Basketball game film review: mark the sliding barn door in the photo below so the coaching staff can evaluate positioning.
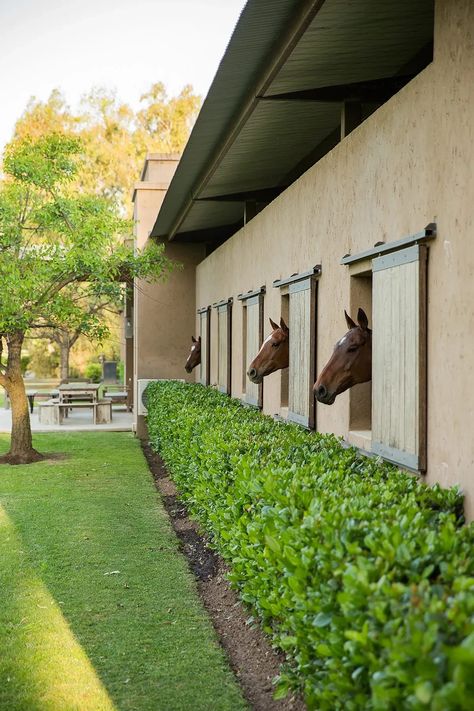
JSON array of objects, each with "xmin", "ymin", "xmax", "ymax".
[
  {"xmin": 217, "ymin": 300, "xmax": 232, "ymax": 394},
  {"xmin": 371, "ymin": 245, "xmax": 427, "ymax": 471},
  {"xmin": 288, "ymin": 278, "xmax": 317, "ymax": 428}
]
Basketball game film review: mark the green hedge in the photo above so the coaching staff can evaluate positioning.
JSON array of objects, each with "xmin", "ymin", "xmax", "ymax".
[{"xmin": 147, "ymin": 381, "xmax": 474, "ymax": 710}]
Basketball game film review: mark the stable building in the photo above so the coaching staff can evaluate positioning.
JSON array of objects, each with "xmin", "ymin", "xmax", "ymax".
[{"xmin": 131, "ymin": 0, "xmax": 474, "ymax": 518}]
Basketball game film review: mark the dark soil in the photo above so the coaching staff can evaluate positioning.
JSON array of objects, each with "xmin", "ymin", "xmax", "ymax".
[
  {"xmin": 0, "ymin": 449, "xmax": 45, "ymax": 465},
  {"xmin": 0, "ymin": 451, "xmax": 69, "ymax": 465},
  {"xmin": 142, "ymin": 443, "xmax": 305, "ymax": 711}
]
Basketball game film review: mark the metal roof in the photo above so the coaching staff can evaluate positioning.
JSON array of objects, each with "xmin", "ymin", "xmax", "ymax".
[{"xmin": 152, "ymin": 0, "xmax": 434, "ymax": 244}]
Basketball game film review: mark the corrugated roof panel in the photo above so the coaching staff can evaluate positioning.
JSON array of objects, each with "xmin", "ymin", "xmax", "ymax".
[
  {"xmin": 201, "ymin": 100, "xmax": 340, "ymax": 197},
  {"xmin": 269, "ymin": 0, "xmax": 434, "ymax": 94},
  {"xmin": 179, "ymin": 201, "xmax": 243, "ymax": 234}
]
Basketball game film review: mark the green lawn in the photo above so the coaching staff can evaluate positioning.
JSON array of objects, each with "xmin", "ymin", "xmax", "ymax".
[{"xmin": 0, "ymin": 432, "xmax": 247, "ymax": 711}]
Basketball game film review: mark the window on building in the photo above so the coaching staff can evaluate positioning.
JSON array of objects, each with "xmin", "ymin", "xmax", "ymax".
[
  {"xmin": 341, "ymin": 224, "xmax": 435, "ymax": 472},
  {"xmin": 274, "ymin": 268, "xmax": 320, "ymax": 429},
  {"xmin": 238, "ymin": 287, "xmax": 265, "ymax": 408},
  {"xmin": 214, "ymin": 298, "xmax": 232, "ymax": 395},
  {"xmin": 197, "ymin": 306, "xmax": 211, "ymax": 386}
]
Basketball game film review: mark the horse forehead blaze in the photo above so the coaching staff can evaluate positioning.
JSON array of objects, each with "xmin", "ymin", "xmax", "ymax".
[
  {"xmin": 247, "ymin": 318, "xmax": 289, "ymax": 383},
  {"xmin": 335, "ymin": 329, "xmax": 366, "ymax": 350},
  {"xmin": 185, "ymin": 337, "xmax": 201, "ymax": 372}
]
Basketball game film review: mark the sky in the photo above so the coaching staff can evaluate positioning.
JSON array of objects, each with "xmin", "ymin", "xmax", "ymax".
[{"xmin": 0, "ymin": 0, "xmax": 246, "ymax": 152}]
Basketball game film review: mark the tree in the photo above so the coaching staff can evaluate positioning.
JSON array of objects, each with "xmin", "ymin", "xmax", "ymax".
[
  {"xmin": 26, "ymin": 287, "xmax": 123, "ymax": 381},
  {"xmin": 0, "ymin": 133, "xmax": 172, "ymax": 463},
  {"xmin": 136, "ymin": 82, "xmax": 201, "ymax": 153},
  {"xmin": 12, "ymin": 84, "xmax": 201, "ymax": 215}
]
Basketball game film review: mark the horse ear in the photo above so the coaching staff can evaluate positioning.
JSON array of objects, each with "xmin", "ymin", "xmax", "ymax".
[
  {"xmin": 269, "ymin": 317, "xmax": 279, "ymax": 331},
  {"xmin": 345, "ymin": 310, "xmax": 357, "ymax": 330},
  {"xmin": 280, "ymin": 317, "xmax": 289, "ymax": 335},
  {"xmin": 198, "ymin": 336, "xmax": 201, "ymax": 342},
  {"xmin": 192, "ymin": 336, "xmax": 197, "ymax": 343},
  {"xmin": 357, "ymin": 308, "xmax": 369, "ymax": 331}
]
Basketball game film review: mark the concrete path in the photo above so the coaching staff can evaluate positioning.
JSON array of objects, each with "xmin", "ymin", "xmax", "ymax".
[{"xmin": 0, "ymin": 405, "xmax": 133, "ymax": 433}]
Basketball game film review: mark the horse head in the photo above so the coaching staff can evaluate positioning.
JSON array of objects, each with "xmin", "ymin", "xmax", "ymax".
[
  {"xmin": 185, "ymin": 336, "xmax": 201, "ymax": 373},
  {"xmin": 247, "ymin": 317, "xmax": 289, "ymax": 384},
  {"xmin": 314, "ymin": 308, "xmax": 371, "ymax": 405}
]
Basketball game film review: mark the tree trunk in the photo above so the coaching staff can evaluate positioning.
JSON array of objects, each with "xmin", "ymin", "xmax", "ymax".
[
  {"xmin": 59, "ymin": 339, "xmax": 70, "ymax": 382},
  {"xmin": 1, "ymin": 333, "xmax": 43, "ymax": 464}
]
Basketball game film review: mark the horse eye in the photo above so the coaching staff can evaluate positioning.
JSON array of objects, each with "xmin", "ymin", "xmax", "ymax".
[
  {"xmin": 272, "ymin": 342, "xmax": 280, "ymax": 348},
  {"xmin": 347, "ymin": 345, "xmax": 358, "ymax": 353}
]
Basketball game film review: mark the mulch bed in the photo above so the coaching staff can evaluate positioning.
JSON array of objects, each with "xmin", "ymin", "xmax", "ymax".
[{"xmin": 142, "ymin": 443, "xmax": 305, "ymax": 711}]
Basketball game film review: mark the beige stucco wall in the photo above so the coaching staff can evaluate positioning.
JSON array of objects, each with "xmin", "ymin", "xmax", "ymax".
[
  {"xmin": 195, "ymin": 0, "xmax": 474, "ymax": 517},
  {"xmin": 141, "ymin": 153, "xmax": 182, "ymax": 183},
  {"xmin": 133, "ymin": 157, "xmax": 205, "ymax": 437}
]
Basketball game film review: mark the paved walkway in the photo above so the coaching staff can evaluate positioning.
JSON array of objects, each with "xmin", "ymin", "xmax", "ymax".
[{"xmin": 0, "ymin": 405, "xmax": 133, "ymax": 433}]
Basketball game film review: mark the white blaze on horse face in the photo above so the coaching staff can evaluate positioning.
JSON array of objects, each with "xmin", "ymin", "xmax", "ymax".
[
  {"xmin": 190, "ymin": 345, "xmax": 196, "ymax": 352},
  {"xmin": 255, "ymin": 333, "xmax": 273, "ymax": 356},
  {"xmin": 337, "ymin": 335, "xmax": 347, "ymax": 347}
]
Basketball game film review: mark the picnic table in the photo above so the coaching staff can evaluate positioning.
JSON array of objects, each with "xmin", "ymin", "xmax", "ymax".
[
  {"xmin": 58, "ymin": 383, "xmax": 101, "ymax": 403},
  {"xmin": 38, "ymin": 383, "xmax": 112, "ymax": 425},
  {"xmin": 4, "ymin": 389, "xmax": 60, "ymax": 413},
  {"xmin": 25, "ymin": 391, "xmax": 35, "ymax": 413}
]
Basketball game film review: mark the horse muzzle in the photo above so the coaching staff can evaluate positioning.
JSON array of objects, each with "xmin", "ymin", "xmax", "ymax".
[
  {"xmin": 247, "ymin": 367, "xmax": 263, "ymax": 384},
  {"xmin": 314, "ymin": 383, "xmax": 336, "ymax": 405}
]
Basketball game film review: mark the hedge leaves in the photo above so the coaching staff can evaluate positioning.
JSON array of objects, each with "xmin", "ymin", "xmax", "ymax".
[{"xmin": 147, "ymin": 382, "xmax": 474, "ymax": 710}]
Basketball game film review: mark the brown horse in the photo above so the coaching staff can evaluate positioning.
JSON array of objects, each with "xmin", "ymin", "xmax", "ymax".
[
  {"xmin": 185, "ymin": 336, "xmax": 201, "ymax": 373},
  {"xmin": 247, "ymin": 317, "xmax": 289, "ymax": 384},
  {"xmin": 314, "ymin": 308, "xmax": 371, "ymax": 405}
]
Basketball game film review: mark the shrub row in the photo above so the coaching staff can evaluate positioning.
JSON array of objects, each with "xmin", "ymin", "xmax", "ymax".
[{"xmin": 147, "ymin": 381, "xmax": 474, "ymax": 710}]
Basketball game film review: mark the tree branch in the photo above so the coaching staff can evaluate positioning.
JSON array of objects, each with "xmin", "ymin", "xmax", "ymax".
[
  {"xmin": 70, "ymin": 331, "xmax": 81, "ymax": 348},
  {"xmin": 32, "ymin": 274, "xmax": 88, "ymax": 312},
  {"xmin": 48, "ymin": 188, "xmax": 76, "ymax": 233}
]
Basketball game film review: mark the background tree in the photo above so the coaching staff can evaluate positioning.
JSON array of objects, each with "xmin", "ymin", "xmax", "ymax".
[
  {"xmin": 0, "ymin": 133, "xmax": 173, "ymax": 463},
  {"xmin": 12, "ymin": 83, "xmax": 201, "ymax": 214},
  {"xmin": 26, "ymin": 285, "xmax": 123, "ymax": 381},
  {"xmin": 24, "ymin": 338, "xmax": 60, "ymax": 379},
  {"xmin": 136, "ymin": 82, "xmax": 200, "ymax": 152}
]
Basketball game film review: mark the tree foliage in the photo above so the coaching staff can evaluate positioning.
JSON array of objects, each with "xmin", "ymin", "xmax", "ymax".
[
  {"xmin": 0, "ymin": 133, "xmax": 170, "ymax": 331},
  {"xmin": 26, "ymin": 286, "xmax": 123, "ymax": 380},
  {"xmin": 8, "ymin": 82, "xmax": 200, "ymax": 378},
  {"xmin": 12, "ymin": 83, "xmax": 201, "ymax": 213},
  {"xmin": 0, "ymin": 133, "xmax": 173, "ymax": 460},
  {"xmin": 148, "ymin": 381, "xmax": 474, "ymax": 711}
]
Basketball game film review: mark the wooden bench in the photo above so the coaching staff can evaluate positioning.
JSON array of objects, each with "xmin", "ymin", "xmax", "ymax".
[
  {"xmin": 96, "ymin": 400, "xmax": 112, "ymax": 424},
  {"xmin": 38, "ymin": 399, "xmax": 112, "ymax": 425},
  {"xmin": 103, "ymin": 386, "xmax": 129, "ymax": 409},
  {"xmin": 38, "ymin": 399, "xmax": 61, "ymax": 425}
]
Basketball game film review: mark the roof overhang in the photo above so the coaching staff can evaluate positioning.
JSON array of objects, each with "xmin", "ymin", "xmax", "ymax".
[{"xmin": 151, "ymin": 0, "xmax": 434, "ymax": 244}]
